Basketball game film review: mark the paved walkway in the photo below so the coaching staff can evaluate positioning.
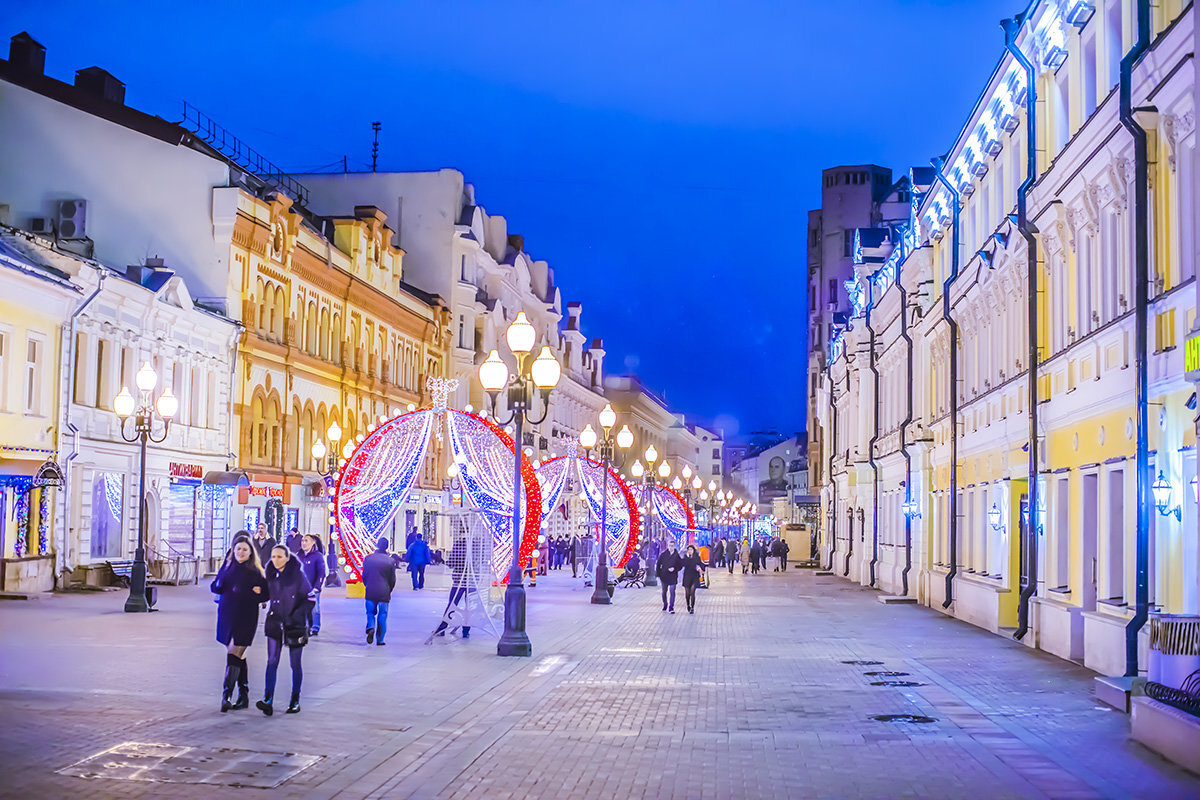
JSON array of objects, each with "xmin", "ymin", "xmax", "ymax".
[{"xmin": 0, "ymin": 565, "xmax": 1196, "ymax": 799}]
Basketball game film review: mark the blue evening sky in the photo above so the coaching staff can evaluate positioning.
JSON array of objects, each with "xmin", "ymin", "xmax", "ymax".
[{"xmin": 2, "ymin": 0, "xmax": 1019, "ymax": 439}]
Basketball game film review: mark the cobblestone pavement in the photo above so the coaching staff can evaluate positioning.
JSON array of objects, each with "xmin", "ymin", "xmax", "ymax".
[{"xmin": 1, "ymin": 566, "xmax": 1197, "ymax": 799}]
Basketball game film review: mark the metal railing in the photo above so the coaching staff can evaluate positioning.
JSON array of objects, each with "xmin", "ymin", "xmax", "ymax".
[
  {"xmin": 179, "ymin": 101, "xmax": 311, "ymax": 206},
  {"xmin": 146, "ymin": 540, "xmax": 200, "ymax": 586}
]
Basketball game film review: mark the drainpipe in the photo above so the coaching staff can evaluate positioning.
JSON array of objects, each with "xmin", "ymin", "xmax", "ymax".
[
  {"xmin": 898, "ymin": 250, "xmax": 915, "ymax": 597},
  {"xmin": 1004, "ymin": 14, "xmax": 1040, "ymax": 642},
  {"xmin": 1121, "ymin": 0, "xmax": 1152, "ymax": 676},
  {"xmin": 932, "ymin": 155, "xmax": 961, "ymax": 609},
  {"xmin": 866, "ymin": 279, "xmax": 880, "ymax": 587},
  {"xmin": 825, "ymin": 370, "xmax": 837, "ymax": 570},
  {"xmin": 844, "ymin": 505, "xmax": 854, "ymax": 576},
  {"xmin": 60, "ymin": 268, "xmax": 106, "ymax": 582}
]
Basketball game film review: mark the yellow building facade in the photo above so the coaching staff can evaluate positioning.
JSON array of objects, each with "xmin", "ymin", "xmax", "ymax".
[
  {"xmin": 816, "ymin": 0, "xmax": 1196, "ymax": 678},
  {"xmin": 216, "ymin": 190, "xmax": 451, "ymax": 540}
]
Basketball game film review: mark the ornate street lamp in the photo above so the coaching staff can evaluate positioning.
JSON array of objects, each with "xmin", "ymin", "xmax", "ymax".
[
  {"xmin": 638, "ymin": 444, "xmax": 663, "ymax": 586},
  {"xmin": 1152, "ymin": 471, "xmax": 1181, "ymax": 520},
  {"xmin": 114, "ymin": 362, "xmax": 177, "ymax": 613},
  {"xmin": 579, "ymin": 405, "xmax": 633, "ymax": 605},
  {"xmin": 310, "ymin": 421, "xmax": 343, "ymax": 478},
  {"xmin": 988, "ymin": 502, "xmax": 1004, "ymax": 532},
  {"xmin": 478, "ymin": 312, "xmax": 561, "ymax": 657}
]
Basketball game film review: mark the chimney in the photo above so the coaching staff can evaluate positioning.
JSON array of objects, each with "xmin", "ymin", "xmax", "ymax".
[
  {"xmin": 74, "ymin": 66, "xmax": 125, "ymax": 105},
  {"xmin": 566, "ymin": 302, "xmax": 582, "ymax": 331},
  {"xmin": 8, "ymin": 32, "xmax": 46, "ymax": 75}
]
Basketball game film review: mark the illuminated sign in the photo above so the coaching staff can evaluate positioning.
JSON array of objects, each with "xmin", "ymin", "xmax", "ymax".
[
  {"xmin": 169, "ymin": 462, "xmax": 203, "ymax": 479},
  {"xmin": 248, "ymin": 485, "xmax": 284, "ymax": 499},
  {"xmin": 1186, "ymin": 331, "xmax": 1200, "ymax": 380}
]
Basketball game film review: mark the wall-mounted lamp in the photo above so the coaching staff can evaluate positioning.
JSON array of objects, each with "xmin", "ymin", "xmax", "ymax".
[
  {"xmin": 1152, "ymin": 471, "xmax": 1182, "ymax": 521},
  {"xmin": 902, "ymin": 497, "xmax": 921, "ymax": 519},
  {"xmin": 988, "ymin": 502, "xmax": 1004, "ymax": 532}
]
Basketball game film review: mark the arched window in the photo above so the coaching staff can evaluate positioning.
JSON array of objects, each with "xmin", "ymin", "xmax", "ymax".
[
  {"xmin": 252, "ymin": 395, "xmax": 266, "ymax": 461},
  {"xmin": 331, "ymin": 313, "xmax": 342, "ymax": 363},
  {"xmin": 350, "ymin": 322, "xmax": 360, "ymax": 370},
  {"xmin": 319, "ymin": 307, "xmax": 330, "ymax": 360},
  {"xmin": 266, "ymin": 395, "xmax": 281, "ymax": 465},
  {"xmin": 306, "ymin": 301, "xmax": 318, "ymax": 355},
  {"xmin": 274, "ymin": 287, "xmax": 286, "ymax": 339},
  {"xmin": 257, "ymin": 279, "xmax": 268, "ymax": 331}
]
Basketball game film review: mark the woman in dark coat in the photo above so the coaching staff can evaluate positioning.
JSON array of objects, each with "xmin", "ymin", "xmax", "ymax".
[
  {"xmin": 257, "ymin": 545, "xmax": 313, "ymax": 716},
  {"xmin": 680, "ymin": 544, "xmax": 707, "ymax": 615},
  {"xmin": 297, "ymin": 534, "xmax": 327, "ymax": 635},
  {"xmin": 210, "ymin": 535, "xmax": 267, "ymax": 712}
]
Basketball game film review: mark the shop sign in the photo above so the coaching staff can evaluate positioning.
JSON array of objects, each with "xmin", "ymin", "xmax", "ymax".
[
  {"xmin": 1186, "ymin": 330, "xmax": 1200, "ymax": 381},
  {"xmin": 169, "ymin": 462, "xmax": 204, "ymax": 480},
  {"xmin": 248, "ymin": 485, "xmax": 284, "ymax": 499}
]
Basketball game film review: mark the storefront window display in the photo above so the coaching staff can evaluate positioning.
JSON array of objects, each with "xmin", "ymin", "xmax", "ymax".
[{"xmin": 90, "ymin": 472, "xmax": 123, "ymax": 559}]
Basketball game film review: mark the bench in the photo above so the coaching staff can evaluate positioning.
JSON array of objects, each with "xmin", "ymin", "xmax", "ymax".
[
  {"xmin": 616, "ymin": 568, "xmax": 645, "ymax": 589},
  {"xmin": 105, "ymin": 560, "xmax": 135, "ymax": 588}
]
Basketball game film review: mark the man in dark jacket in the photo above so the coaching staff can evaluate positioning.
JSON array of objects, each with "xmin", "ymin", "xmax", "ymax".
[
  {"xmin": 750, "ymin": 540, "xmax": 762, "ymax": 574},
  {"xmin": 285, "ymin": 528, "xmax": 302, "ymax": 554},
  {"xmin": 361, "ymin": 537, "xmax": 396, "ymax": 645},
  {"xmin": 778, "ymin": 538, "xmax": 790, "ymax": 571},
  {"xmin": 725, "ymin": 538, "xmax": 737, "ymax": 574},
  {"xmin": 406, "ymin": 535, "xmax": 432, "ymax": 590},
  {"xmin": 252, "ymin": 524, "xmax": 275, "ymax": 568},
  {"xmin": 655, "ymin": 540, "xmax": 683, "ymax": 613}
]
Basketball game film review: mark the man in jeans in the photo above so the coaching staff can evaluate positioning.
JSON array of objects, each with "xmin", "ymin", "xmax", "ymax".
[{"xmin": 362, "ymin": 537, "xmax": 396, "ymax": 646}]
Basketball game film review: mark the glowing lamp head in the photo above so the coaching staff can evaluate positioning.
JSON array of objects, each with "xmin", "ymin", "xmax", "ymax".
[
  {"xmin": 505, "ymin": 311, "xmax": 536, "ymax": 354},
  {"xmin": 681, "ymin": 465, "xmax": 692, "ymax": 480},
  {"xmin": 707, "ymin": 480, "xmax": 717, "ymax": 492},
  {"xmin": 644, "ymin": 444, "xmax": 658, "ymax": 465},
  {"xmin": 692, "ymin": 476, "xmax": 702, "ymax": 489},
  {"xmin": 341, "ymin": 441, "xmax": 354, "ymax": 458},
  {"xmin": 630, "ymin": 460, "xmax": 645, "ymax": 478},
  {"xmin": 113, "ymin": 387, "xmax": 135, "ymax": 419},
  {"xmin": 1152, "ymin": 471, "xmax": 1173, "ymax": 516},
  {"xmin": 988, "ymin": 502, "xmax": 1003, "ymax": 531},
  {"xmin": 672, "ymin": 477, "xmax": 682, "ymax": 490},
  {"xmin": 155, "ymin": 388, "xmax": 178, "ymax": 420},
  {"xmin": 135, "ymin": 362, "xmax": 157, "ymax": 392},
  {"xmin": 657, "ymin": 461, "xmax": 671, "ymax": 479},
  {"xmin": 579, "ymin": 424, "xmax": 598, "ymax": 451},
  {"xmin": 447, "ymin": 462, "xmax": 460, "ymax": 478},
  {"xmin": 615, "ymin": 425, "xmax": 634, "ymax": 449},
  {"xmin": 700, "ymin": 489, "xmax": 709, "ymax": 500},
  {"xmin": 478, "ymin": 350, "xmax": 510, "ymax": 392},
  {"xmin": 598, "ymin": 404, "xmax": 617, "ymax": 431},
  {"xmin": 311, "ymin": 439, "xmax": 328, "ymax": 461},
  {"xmin": 327, "ymin": 421, "xmax": 342, "ymax": 442},
  {"xmin": 530, "ymin": 346, "xmax": 561, "ymax": 390}
]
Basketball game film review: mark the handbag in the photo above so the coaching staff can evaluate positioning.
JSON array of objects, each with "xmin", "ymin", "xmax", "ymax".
[{"xmin": 284, "ymin": 626, "xmax": 308, "ymax": 648}]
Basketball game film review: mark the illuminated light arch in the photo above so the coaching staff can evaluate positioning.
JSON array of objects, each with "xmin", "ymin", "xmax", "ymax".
[
  {"xmin": 534, "ymin": 455, "xmax": 640, "ymax": 568},
  {"xmin": 332, "ymin": 408, "xmax": 540, "ymax": 583},
  {"xmin": 632, "ymin": 483, "xmax": 696, "ymax": 546}
]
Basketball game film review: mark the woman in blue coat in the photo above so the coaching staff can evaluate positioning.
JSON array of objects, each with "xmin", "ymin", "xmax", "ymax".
[
  {"xmin": 296, "ymin": 534, "xmax": 327, "ymax": 635},
  {"xmin": 210, "ymin": 535, "xmax": 268, "ymax": 712},
  {"xmin": 257, "ymin": 545, "xmax": 313, "ymax": 716}
]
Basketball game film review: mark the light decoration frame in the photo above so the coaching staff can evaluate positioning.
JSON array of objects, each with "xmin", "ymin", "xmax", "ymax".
[{"xmin": 534, "ymin": 454, "xmax": 641, "ymax": 567}]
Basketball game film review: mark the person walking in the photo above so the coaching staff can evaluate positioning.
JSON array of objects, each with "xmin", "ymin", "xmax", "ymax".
[
  {"xmin": 725, "ymin": 538, "xmax": 737, "ymax": 574},
  {"xmin": 285, "ymin": 527, "xmax": 302, "ymax": 554},
  {"xmin": 739, "ymin": 540, "xmax": 751, "ymax": 574},
  {"xmin": 406, "ymin": 534, "xmax": 431, "ymax": 590},
  {"xmin": 256, "ymin": 545, "xmax": 312, "ymax": 716},
  {"xmin": 655, "ymin": 539, "xmax": 683, "ymax": 613},
  {"xmin": 569, "ymin": 533, "xmax": 579, "ymax": 578},
  {"xmin": 749, "ymin": 539, "xmax": 762, "ymax": 575},
  {"xmin": 211, "ymin": 534, "xmax": 267, "ymax": 712},
  {"xmin": 778, "ymin": 538, "xmax": 790, "ymax": 571},
  {"xmin": 252, "ymin": 523, "xmax": 274, "ymax": 569},
  {"xmin": 297, "ymin": 534, "xmax": 327, "ymax": 635},
  {"xmin": 362, "ymin": 536, "xmax": 396, "ymax": 645},
  {"xmin": 680, "ymin": 544, "xmax": 706, "ymax": 614}
]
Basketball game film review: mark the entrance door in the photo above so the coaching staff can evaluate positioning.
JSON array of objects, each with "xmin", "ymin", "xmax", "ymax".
[{"xmin": 1081, "ymin": 473, "xmax": 1098, "ymax": 613}]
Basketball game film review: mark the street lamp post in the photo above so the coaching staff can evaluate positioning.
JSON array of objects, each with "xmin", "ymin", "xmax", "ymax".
[
  {"xmin": 478, "ymin": 312, "xmax": 561, "ymax": 657},
  {"xmin": 114, "ymin": 362, "xmax": 177, "ymax": 613},
  {"xmin": 310, "ymin": 421, "xmax": 343, "ymax": 478},
  {"xmin": 579, "ymin": 405, "xmax": 633, "ymax": 605}
]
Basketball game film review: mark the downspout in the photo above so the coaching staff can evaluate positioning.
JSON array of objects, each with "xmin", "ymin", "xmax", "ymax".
[
  {"xmin": 1005, "ymin": 14, "xmax": 1040, "ymax": 641},
  {"xmin": 60, "ymin": 268, "xmax": 106, "ymax": 582},
  {"xmin": 844, "ymin": 505, "xmax": 854, "ymax": 576},
  {"xmin": 1121, "ymin": 0, "xmax": 1152, "ymax": 675},
  {"xmin": 932, "ymin": 156, "xmax": 961, "ymax": 609},
  {"xmin": 866, "ymin": 279, "xmax": 880, "ymax": 587},
  {"xmin": 825, "ymin": 370, "xmax": 837, "ymax": 570},
  {"xmin": 898, "ymin": 252, "xmax": 915, "ymax": 597}
]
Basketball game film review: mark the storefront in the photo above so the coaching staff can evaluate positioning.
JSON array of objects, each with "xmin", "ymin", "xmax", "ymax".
[{"xmin": 0, "ymin": 450, "xmax": 62, "ymax": 593}]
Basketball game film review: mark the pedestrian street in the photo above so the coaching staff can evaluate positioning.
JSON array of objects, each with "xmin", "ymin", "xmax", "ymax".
[{"xmin": 0, "ymin": 565, "xmax": 1195, "ymax": 799}]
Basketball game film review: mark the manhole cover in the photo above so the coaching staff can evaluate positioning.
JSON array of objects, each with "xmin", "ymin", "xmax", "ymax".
[
  {"xmin": 863, "ymin": 671, "xmax": 909, "ymax": 677},
  {"xmin": 870, "ymin": 680, "xmax": 926, "ymax": 687},
  {"xmin": 841, "ymin": 660, "xmax": 883, "ymax": 666},
  {"xmin": 57, "ymin": 742, "xmax": 322, "ymax": 789},
  {"xmin": 870, "ymin": 714, "xmax": 937, "ymax": 724}
]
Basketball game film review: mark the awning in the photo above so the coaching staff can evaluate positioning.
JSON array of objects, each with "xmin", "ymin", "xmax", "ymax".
[{"xmin": 202, "ymin": 470, "xmax": 251, "ymax": 487}]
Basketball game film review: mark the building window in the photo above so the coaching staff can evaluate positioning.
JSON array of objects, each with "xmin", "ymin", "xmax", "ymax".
[
  {"xmin": 712, "ymin": 465, "xmax": 720, "ymax": 476},
  {"xmin": 24, "ymin": 336, "xmax": 43, "ymax": 415},
  {"xmin": 828, "ymin": 279, "xmax": 838, "ymax": 306},
  {"xmin": 843, "ymin": 230, "xmax": 855, "ymax": 257},
  {"xmin": 712, "ymin": 448, "xmax": 720, "ymax": 459},
  {"xmin": 0, "ymin": 330, "xmax": 6, "ymax": 410}
]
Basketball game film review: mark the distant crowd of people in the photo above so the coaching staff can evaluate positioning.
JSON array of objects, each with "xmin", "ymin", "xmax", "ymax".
[{"xmin": 707, "ymin": 536, "xmax": 790, "ymax": 575}]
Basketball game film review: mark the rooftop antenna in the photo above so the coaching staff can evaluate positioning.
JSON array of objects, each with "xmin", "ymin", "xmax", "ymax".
[{"xmin": 371, "ymin": 121, "xmax": 382, "ymax": 172}]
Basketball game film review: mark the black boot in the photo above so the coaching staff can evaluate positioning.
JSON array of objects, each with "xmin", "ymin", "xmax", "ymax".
[
  {"xmin": 220, "ymin": 653, "xmax": 238, "ymax": 712},
  {"xmin": 286, "ymin": 692, "xmax": 301, "ymax": 714},
  {"xmin": 256, "ymin": 698, "xmax": 273, "ymax": 716},
  {"xmin": 231, "ymin": 657, "xmax": 249, "ymax": 710}
]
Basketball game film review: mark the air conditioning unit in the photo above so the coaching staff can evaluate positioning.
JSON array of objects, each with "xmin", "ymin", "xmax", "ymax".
[
  {"xmin": 57, "ymin": 199, "xmax": 87, "ymax": 239},
  {"xmin": 29, "ymin": 217, "xmax": 51, "ymax": 235}
]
